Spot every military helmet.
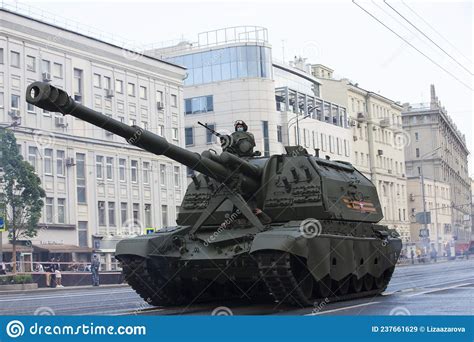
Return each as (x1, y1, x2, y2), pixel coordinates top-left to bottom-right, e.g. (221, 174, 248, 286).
(234, 120, 248, 132)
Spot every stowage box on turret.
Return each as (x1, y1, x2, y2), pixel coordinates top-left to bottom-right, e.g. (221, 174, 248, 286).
(26, 82, 401, 307)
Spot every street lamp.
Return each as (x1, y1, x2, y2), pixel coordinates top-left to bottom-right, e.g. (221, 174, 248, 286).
(287, 114, 310, 145)
(419, 146, 441, 252)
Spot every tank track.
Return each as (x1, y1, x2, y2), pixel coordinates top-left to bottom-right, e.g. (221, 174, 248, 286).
(257, 251, 391, 307)
(121, 256, 176, 306)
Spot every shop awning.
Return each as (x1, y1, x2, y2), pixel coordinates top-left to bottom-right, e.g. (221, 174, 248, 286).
(1, 244, 34, 253)
(32, 244, 93, 254)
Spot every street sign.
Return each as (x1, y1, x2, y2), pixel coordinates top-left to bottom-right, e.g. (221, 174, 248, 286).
(145, 228, 155, 235)
(415, 212, 431, 224)
(419, 228, 430, 238)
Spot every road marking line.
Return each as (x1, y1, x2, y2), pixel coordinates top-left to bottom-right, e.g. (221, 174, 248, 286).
(388, 278, 474, 289)
(0, 290, 132, 302)
(305, 301, 379, 316)
(406, 283, 472, 297)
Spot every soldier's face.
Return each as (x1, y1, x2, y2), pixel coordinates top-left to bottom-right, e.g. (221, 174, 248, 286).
(236, 125, 244, 132)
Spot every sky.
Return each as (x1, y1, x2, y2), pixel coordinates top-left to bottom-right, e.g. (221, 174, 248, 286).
(18, 0, 474, 173)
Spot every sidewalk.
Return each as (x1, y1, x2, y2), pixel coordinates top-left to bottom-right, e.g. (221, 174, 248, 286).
(0, 283, 129, 295)
(397, 256, 471, 267)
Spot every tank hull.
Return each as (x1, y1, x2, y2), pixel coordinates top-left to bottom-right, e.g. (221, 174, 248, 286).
(116, 221, 401, 307)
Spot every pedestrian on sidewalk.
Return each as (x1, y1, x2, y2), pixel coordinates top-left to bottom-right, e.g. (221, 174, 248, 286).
(410, 250, 414, 265)
(55, 268, 63, 287)
(0, 261, 6, 275)
(91, 254, 100, 286)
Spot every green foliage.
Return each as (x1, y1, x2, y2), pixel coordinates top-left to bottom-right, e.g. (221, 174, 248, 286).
(0, 128, 45, 240)
(0, 274, 34, 285)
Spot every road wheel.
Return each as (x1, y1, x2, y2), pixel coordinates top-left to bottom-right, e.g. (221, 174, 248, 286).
(350, 275, 364, 293)
(374, 274, 385, 289)
(314, 276, 332, 298)
(363, 274, 374, 291)
(334, 276, 350, 295)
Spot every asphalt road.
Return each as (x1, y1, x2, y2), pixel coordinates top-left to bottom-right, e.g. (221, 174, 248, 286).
(0, 258, 472, 316)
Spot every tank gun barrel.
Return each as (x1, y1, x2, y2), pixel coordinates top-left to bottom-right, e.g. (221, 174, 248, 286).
(26, 82, 260, 192)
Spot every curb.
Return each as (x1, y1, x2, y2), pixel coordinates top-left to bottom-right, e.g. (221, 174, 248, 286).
(0, 283, 129, 295)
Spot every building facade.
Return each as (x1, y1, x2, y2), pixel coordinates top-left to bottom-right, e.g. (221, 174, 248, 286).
(315, 68, 410, 245)
(406, 177, 452, 253)
(402, 85, 471, 254)
(0, 8, 186, 267)
(149, 27, 352, 165)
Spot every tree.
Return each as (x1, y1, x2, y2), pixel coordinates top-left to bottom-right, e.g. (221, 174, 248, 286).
(0, 128, 45, 273)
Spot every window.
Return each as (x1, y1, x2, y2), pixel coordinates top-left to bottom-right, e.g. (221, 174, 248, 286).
(96, 156, 104, 179)
(44, 148, 53, 174)
(161, 205, 168, 227)
(139, 86, 147, 99)
(262, 121, 269, 157)
(53, 63, 63, 78)
(184, 95, 213, 115)
(277, 125, 282, 143)
(120, 203, 128, 225)
(57, 198, 65, 224)
(160, 164, 166, 186)
(74, 69, 83, 102)
(185, 127, 194, 146)
(108, 202, 116, 226)
(156, 90, 163, 103)
(205, 124, 215, 144)
(128, 83, 135, 96)
(42, 59, 50, 73)
(56, 150, 65, 176)
(133, 203, 140, 226)
(131, 160, 138, 183)
(115, 79, 123, 93)
(93, 73, 101, 88)
(104, 76, 111, 90)
(98, 201, 106, 226)
(0, 92, 3, 107)
(143, 161, 150, 184)
(28, 146, 37, 170)
(158, 125, 165, 136)
(27, 102, 35, 113)
(45, 198, 54, 223)
(106, 157, 113, 180)
(415, 132, 419, 141)
(0, 48, 3, 64)
(415, 148, 420, 158)
(119, 158, 126, 182)
(174, 166, 180, 188)
(76, 153, 86, 203)
(145, 204, 152, 228)
(172, 128, 178, 141)
(11, 94, 20, 109)
(78, 221, 88, 247)
(11, 51, 20, 67)
(171, 94, 177, 107)
(26, 55, 36, 71)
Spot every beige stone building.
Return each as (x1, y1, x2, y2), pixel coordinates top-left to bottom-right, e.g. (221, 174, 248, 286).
(313, 65, 410, 245)
(402, 85, 471, 254)
(406, 177, 452, 252)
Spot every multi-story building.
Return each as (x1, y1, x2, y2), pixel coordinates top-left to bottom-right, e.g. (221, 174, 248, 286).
(402, 85, 471, 254)
(0, 6, 186, 268)
(314, 66, 410, 245)
(148, 27, 351, 166)
(406, 177, 452, 253)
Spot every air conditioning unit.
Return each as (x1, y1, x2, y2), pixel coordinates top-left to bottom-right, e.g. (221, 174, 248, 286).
(156, 101, 164, 110)
(377, 149, 383, 156)
(357, 112, 366, 121)
(55, 116, 67, 128)
(409, 193, 415, 201)
(353, 136, 358, 141)
(42, 72, 52, 82)
(66, 157, 75, 166)
(380, 118, 390, 127)
(105, 89, 114, 98)
(8, 109, 21, 119)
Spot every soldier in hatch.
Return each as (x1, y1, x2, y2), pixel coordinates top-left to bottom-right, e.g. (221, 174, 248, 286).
(221, 120, 256, 157)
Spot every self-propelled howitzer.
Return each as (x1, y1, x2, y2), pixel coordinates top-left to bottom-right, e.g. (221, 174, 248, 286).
(26, 81, 401, 307)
